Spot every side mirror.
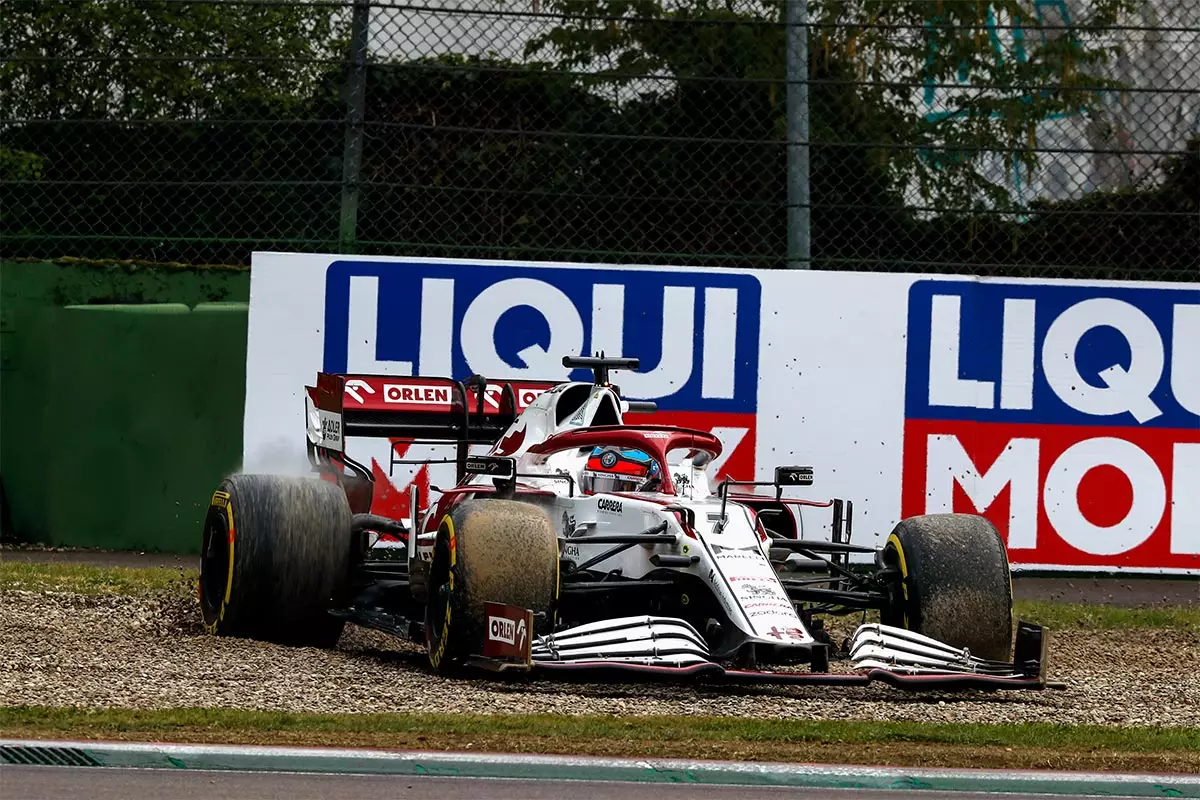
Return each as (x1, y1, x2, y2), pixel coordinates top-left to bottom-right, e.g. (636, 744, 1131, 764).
(775, 466, 814, 486)
(464, 455, 516, 480)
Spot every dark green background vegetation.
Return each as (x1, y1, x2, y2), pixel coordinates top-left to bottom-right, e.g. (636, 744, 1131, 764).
(2, 0, 1195, 277)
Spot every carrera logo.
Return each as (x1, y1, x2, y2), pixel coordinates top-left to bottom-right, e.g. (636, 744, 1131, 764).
(488, 615, 516, 645)
(903, 280, 1200, 572)
(597, 498, 623, 513)
(384, 384, 451, 405)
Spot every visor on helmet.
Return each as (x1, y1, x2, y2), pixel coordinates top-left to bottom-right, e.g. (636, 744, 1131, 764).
(580, 446, 662, 495)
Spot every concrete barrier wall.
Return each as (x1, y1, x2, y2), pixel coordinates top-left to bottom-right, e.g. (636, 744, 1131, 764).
(1, 260, 250, 553)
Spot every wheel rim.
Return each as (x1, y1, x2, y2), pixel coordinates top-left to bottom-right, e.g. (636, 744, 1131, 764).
(425, 525, 452, 652)
(199, 508, 230, 619)
(878, 542, 907, 628)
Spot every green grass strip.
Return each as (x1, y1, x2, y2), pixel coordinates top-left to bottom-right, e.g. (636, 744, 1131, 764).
(1, 706, 1196, 753)
(1016, 599, 1200, 632)
(0, 561, 191, 597)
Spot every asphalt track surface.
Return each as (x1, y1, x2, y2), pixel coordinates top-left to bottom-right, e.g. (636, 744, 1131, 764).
(0, 767, 1162, 800)
(4, 546, 1197, 607)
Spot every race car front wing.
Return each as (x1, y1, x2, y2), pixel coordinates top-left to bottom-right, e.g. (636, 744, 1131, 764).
(521, 616, 1060, 691)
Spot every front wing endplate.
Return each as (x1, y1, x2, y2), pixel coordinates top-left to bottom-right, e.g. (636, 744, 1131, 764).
(530, 660, 1060, 691)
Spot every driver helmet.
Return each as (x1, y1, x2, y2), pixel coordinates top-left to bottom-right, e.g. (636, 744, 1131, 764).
(580, 446, 662, 495)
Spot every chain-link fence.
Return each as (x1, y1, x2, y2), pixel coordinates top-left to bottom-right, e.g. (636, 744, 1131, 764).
(2, 0, 1196, 278)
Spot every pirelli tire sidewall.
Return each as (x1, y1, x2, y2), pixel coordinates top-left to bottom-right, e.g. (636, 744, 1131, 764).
(425, 499, 559, 675)
(882, 513, 1014, 662)
(425, 511, 462, 673)
(200, 481, 239, 635)
(198, 473, 353, 648)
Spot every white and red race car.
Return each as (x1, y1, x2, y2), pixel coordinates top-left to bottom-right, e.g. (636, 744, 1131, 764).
(200, 356, 1057, 691)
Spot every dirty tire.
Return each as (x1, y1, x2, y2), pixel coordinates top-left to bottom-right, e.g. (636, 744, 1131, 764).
(425, 500, 558, 675)
(200, 474, 352, 648)
(882, 513, 1013, 662)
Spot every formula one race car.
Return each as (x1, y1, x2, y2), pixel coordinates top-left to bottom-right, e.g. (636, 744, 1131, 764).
(200, 356, 1057, 691)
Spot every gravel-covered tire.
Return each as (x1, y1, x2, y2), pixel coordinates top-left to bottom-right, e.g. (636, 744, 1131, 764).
(881, 513, 1013, 662)
(199, 474, 353, 648)
(425, 499, 559, 674)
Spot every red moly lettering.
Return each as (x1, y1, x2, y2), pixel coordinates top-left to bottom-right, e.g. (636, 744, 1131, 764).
(902, 420, 1200, 570)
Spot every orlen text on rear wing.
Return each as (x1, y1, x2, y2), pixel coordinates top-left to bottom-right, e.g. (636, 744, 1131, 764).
(305, 371, 556, 488)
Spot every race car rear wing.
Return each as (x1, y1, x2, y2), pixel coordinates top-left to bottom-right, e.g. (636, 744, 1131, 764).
(304, 371, 558, 484)
(307, 372, 554, 441)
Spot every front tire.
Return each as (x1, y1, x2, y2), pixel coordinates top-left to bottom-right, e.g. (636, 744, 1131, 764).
(425, 499, 559, 674)
(200, 474, 353, 648)
(881, 513, 1013, 661)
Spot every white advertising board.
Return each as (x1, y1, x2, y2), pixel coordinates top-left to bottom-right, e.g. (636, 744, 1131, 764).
(243, 252, 1199, 575)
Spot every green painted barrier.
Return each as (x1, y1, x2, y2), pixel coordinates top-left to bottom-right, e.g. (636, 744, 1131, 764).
(3, 299, 248, 553)
(1, 260, 250, 552)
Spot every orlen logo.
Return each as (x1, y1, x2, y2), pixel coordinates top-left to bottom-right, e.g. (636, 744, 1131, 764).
(488, 615, 516, 645)
(902, 280, 1199, 573)
(383, 384, 450, 404)
(321, 259, 762, 484)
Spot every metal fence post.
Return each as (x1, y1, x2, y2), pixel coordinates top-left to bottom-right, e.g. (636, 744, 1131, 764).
(785, 0, 811, 269)
(339, 0, 371, 254)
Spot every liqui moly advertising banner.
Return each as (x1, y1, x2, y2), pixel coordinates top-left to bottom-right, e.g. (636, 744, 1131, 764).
(243, 253, 1199, 575)
(902, 280, 1199, 573)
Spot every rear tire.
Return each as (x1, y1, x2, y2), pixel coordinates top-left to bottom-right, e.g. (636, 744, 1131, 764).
(199, 474, 353, 648)
(881, 513, 1013, 661)
(425, 499, 559, 674)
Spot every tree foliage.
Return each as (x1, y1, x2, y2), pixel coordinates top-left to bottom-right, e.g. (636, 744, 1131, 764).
(0, 0, 348, 119)
(526, 0, 1138, 211)
(0, 0, 350, 262)
(1, 0, 1190, 280)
